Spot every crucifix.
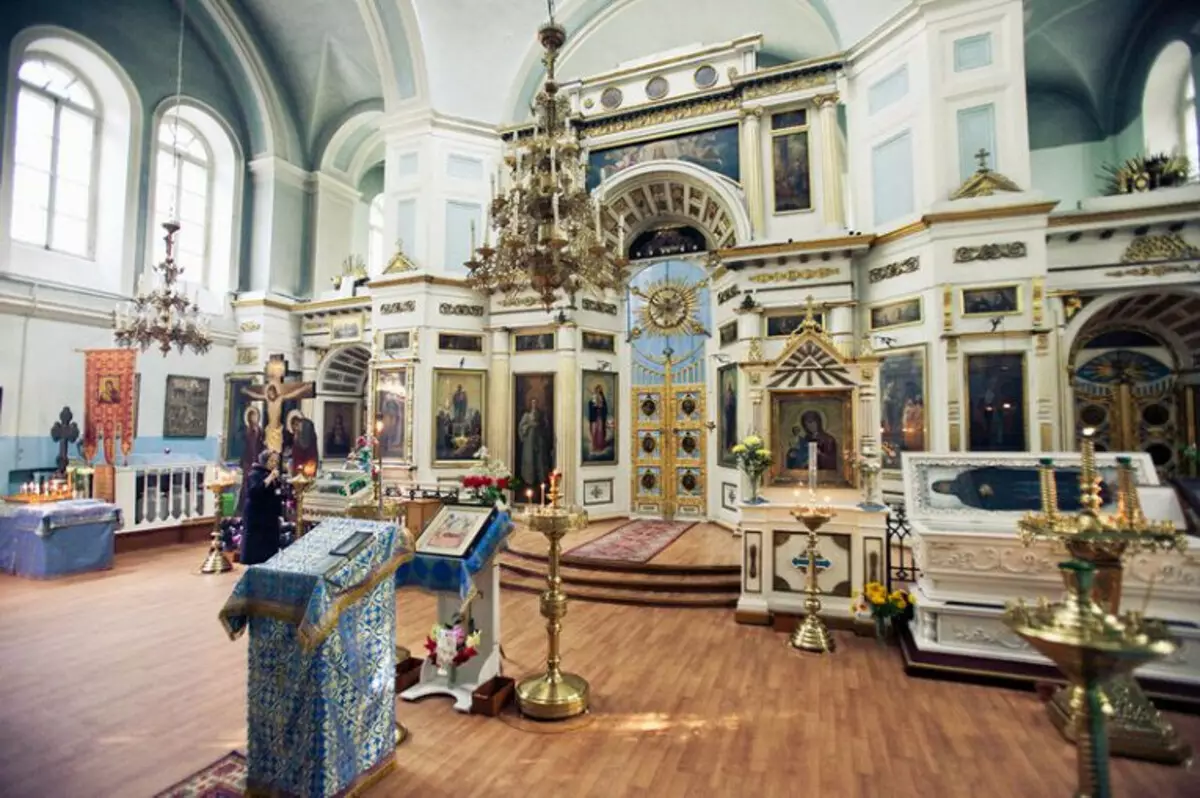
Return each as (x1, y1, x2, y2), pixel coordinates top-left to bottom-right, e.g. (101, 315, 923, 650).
(50, 406, 80, 476)
(243, 355, 315, 453)
(974, 148, 991, 171)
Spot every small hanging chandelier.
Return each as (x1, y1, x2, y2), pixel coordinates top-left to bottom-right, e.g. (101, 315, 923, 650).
(464, 1, 629, 309)
(113, 0, 212, 357)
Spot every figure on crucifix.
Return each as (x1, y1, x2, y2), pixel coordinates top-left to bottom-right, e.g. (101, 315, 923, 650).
(242, 356, 315, 453)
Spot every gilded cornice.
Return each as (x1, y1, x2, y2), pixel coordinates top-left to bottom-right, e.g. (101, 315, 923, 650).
(1046, 201, 1200, 229)
(716, 234, 871, 261)
(367, 274, 468, 290)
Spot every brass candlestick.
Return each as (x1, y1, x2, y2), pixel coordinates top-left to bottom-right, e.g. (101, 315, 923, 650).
(290, 464, 316, 538)
(516, 470, 591, 720)
(1004, 561, 1179, 798)
(788, 492, 837, 653)
(1017, 430, 1189, 764)
(199, 477, 237, 574)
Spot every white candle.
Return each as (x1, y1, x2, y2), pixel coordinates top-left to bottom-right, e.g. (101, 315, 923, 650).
(469, 220, 476, 253)
(808, 442, 818, 492)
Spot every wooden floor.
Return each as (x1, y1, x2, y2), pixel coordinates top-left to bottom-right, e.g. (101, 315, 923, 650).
(1, 546, 1199, 798)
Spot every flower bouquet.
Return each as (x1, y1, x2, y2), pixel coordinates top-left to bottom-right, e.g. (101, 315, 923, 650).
(851, 581, 916, 643)
(424, 616, 483, 677)
(461, 447, 511, 509)
(732, 434, 772, 504)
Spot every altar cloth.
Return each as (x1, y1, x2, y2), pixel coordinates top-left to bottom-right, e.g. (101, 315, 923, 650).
(0, 499, 121, 579)
(394, 509, 512, 599)
(219, 518, 412, 798)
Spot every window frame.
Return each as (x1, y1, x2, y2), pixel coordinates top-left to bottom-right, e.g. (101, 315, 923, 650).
(154, 113, 215, 280)
(14, 51, 103, 259)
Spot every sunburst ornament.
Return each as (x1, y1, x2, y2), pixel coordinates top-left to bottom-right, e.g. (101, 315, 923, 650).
(631, 278, 706, 337)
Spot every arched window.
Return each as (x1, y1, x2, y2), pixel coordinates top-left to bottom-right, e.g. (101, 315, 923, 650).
(11, 55, 99, 257)
(2, 29, 141, 294)
(152, 114, 212, 279)
(367, 194, 385, 273)
(146, 101, 242, 304)
(1143, 41, 1198, 169)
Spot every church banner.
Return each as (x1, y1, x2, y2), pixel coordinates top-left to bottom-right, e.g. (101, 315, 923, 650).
(84, 348, 138, 462)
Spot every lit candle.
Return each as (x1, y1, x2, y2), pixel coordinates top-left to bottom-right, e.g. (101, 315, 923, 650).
(541, 483, 546, 506)
(526, 488, 533, 505)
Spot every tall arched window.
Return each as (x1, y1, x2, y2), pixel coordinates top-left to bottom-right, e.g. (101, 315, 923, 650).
(152, 113, 212, 279)
(367, 194, 385, 272)
(1143, 41, 1198, 170)
(11, 55, 98, 257)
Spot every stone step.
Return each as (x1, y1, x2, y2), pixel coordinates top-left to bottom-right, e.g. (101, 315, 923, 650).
(499, 559, 740, 593)
(500, 570, 738, 609)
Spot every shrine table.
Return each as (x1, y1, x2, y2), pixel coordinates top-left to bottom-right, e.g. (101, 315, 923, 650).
(219, 518, 412, 798)
(0, 499, 121, 579)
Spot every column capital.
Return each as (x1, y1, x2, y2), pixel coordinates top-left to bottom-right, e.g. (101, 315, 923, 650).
(739, 105, 765, 120)
(814, 92, 840, 109)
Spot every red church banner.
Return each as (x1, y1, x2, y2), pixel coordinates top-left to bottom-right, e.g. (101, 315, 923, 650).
(84, 349, 137, 463)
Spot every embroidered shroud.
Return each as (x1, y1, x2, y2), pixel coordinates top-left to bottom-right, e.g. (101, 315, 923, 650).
(84, 349, 137, 462)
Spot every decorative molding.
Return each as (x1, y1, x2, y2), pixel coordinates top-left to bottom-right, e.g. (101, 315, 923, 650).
(717, 284, 741, 305)
(924, 542, 1060, 576)
(302, 319, 328, 333)
(941, 286, 953, 332)
(380, 300, 416, 315)
(499, 295, 543, 308)
(581, 298, 619, 315)
(583, 96, 740, 138)
(868, 256, 918, 284)
(1105, 263, 1200, 278)
(747, 266, 838, 285)
(953, 242, 1027, 263)
(1119, 233, 1200, 264)
(239, 321, 261, 332)
(946, 624, 1029, 651)
(236, 346, 258, 365)
(439, 303, 485, 317)
(1031, 278, 1045, 327)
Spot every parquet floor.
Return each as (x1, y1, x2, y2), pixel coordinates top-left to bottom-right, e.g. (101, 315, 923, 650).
(1, 545, 1198, 798)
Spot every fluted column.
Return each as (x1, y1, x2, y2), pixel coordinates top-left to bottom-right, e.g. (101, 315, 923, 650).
(857, 360, 883, 506)
(815, 93, 845, 229)
(555, 324, 579, 504)
(739, 106, 765, 237)
(487, 328, 512, 467)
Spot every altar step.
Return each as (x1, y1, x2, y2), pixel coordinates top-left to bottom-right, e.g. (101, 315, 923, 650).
(498, 556, 739, 609)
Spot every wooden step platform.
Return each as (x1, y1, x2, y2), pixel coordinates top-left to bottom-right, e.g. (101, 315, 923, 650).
(499, 569, 738, 608)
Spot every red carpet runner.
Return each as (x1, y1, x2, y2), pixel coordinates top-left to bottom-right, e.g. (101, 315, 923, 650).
(565, 519, 695, 564)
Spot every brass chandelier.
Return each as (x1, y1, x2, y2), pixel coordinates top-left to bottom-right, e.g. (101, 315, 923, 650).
(465, 4, 629, 309)
(112, 0, 212, 357)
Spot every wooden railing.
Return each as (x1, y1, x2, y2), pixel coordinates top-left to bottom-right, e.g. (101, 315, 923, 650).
(113, 458, 217, 533)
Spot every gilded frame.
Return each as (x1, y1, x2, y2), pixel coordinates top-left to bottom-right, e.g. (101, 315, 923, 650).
(960, 283, 1022, 317)
(431, 368, 488, 467)
(962, 351, 1029, 452)
(376, 329, 413, 358)
(768, 389, 856, 486)
(329, 312, 365, 344)
(371, 364, 414, 463)
(768, 107, 814, 216)
(868, 295, 923, 331)
(437, 332, 485, 354)
(223, 373, 261, 462)
(512, 327, 556, 354)
(765, 309, 826, 338)
(580, 329, 617, 353)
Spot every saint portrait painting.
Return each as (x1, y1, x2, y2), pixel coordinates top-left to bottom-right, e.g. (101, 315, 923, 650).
(771, 123, 812, 213)
(322, 401, 358, 459)
(772, 393, 850, 485)
(965, 353, 1026, 451)
(581, 370, 617, 464)
(513, 374, 555, 500)
(374, 368, 409, 460)
(717, 365, 738, 467)
(878, 350, 926, 470)
(433, 369, 486, 465)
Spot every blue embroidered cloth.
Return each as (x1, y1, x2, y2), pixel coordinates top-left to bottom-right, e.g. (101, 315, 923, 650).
(219, 518, 411, 798)
(0, 499, 120, 578)
(395, 510, 513, 598)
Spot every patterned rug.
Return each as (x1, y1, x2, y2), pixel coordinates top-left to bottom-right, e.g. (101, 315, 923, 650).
(154, 751, 245, 798)
(565, 519, 695, 563)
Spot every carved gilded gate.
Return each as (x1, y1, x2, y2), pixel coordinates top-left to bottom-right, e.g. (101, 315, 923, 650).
(628, 260, 710, 519)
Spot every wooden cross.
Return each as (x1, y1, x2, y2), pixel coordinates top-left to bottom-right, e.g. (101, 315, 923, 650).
(975, 148, 991, 171)
(50, 406, 79, 475)
(243, 355, 314, 454)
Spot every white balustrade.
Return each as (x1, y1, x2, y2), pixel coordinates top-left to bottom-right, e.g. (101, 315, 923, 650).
(112, 456, 218, 533)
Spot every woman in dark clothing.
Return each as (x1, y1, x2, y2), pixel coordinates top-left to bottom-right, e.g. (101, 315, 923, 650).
(241, 450, 284, 565)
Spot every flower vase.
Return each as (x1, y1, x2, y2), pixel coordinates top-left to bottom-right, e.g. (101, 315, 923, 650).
(745, 474, 766, 505)
(874, 616, 891, 645)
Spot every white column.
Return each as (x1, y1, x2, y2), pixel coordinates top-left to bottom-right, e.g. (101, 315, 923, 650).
(739, 106, 765, 238)
(248, 156, 311, 297)
(300, 346, 322, 421)
(487, 329, 512, 468)
(815, 93, 845, 230)
(555, 324, 579, 504)
(857, 360, 883, 506)
(310, 173, 362, 294)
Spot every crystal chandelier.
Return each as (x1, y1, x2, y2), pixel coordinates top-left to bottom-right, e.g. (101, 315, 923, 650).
(112, 0, 212, 357)
(465, 3, 629, 309)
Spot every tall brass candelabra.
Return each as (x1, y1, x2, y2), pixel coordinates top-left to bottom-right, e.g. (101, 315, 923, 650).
(199, 475, 237, 574)
(516, 471, 591, 720)
(1004, 560, 1178, 798)
(1017, 429, 1189, 764)
(290, 463, 317, 538)
(789, 492, 837, 653)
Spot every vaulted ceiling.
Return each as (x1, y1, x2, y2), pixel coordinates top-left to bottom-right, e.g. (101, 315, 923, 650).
(199, 0, 1197, 166)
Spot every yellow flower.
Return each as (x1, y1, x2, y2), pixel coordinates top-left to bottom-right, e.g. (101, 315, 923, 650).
(744, 435, 762, 448)
(732, 444, 747, 454)
(865, 585, 886, 605)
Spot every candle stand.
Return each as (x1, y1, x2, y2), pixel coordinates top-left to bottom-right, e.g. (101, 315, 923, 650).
(200, 475, 238, 574)
(789, 491, 837, 654)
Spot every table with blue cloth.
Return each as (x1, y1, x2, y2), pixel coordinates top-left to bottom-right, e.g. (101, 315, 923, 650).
(0, 499, 121, 579)
(219, 517, 412, 798)
(394, 509, 512, 711)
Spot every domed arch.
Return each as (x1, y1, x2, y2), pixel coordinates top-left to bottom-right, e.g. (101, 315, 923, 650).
(594, 160, 751, 252)
(1063, 287, 1200, 371)
(317, 343, 372, 395)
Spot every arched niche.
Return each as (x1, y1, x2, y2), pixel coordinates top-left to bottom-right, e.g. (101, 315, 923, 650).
(318, 344, 371, 395)
(594, 160, 751, 253)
